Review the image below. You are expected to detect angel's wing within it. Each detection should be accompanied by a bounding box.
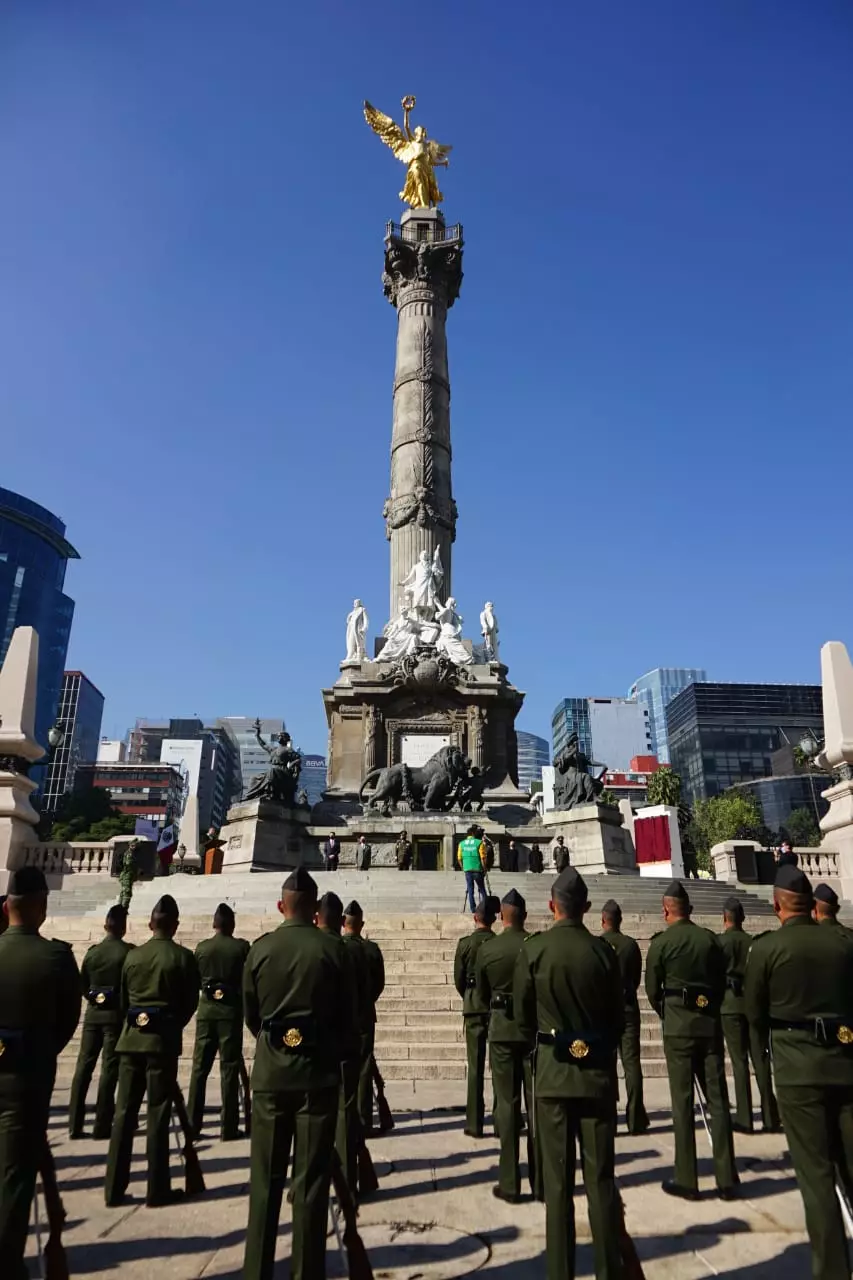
[427,138,452,165]
[364,101,412,160]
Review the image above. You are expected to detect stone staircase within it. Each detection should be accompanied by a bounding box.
[46,870,777,1086]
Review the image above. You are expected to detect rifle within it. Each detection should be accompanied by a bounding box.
[371,1057,395,1133]
[330,1148,375,1280]
[171,1083,206,1196]
[357,1136,379,1196]
[238,1057,252,1136]
[38,1141,69,1280]
[617,1188,647,1280]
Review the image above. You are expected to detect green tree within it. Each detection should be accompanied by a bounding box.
[599,788,620,809]
[689,790,766,865]
[646,765,682,808]
[44,787,136,844]
[781,807,821,848]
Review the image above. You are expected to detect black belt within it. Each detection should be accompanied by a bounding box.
[663,986,716,1012]
[490,994,513,1017]
[769,1016,853,1045]
[726,976,744,998]
[261,1014,317,1053]
[466,974,477,990]
[126,1006,174,1032]
[537,1029,612,1063]
[86,986,117,1009]
[202,980,236,1003]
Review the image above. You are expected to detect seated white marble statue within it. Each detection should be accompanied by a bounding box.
[435,598,473,667]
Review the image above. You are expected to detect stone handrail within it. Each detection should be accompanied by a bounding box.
[795,848,839,879]
[712,840,839,885]
[20,842,118,878]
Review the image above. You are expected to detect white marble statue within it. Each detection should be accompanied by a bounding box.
[344,599,369,662]
[400,548,444,620]
[436,598,473,667]
[381,607,420,660]
[480,601,499,661]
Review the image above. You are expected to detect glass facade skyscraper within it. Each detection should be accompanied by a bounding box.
[516,731,550,793]
[216,717,287,801]
[667,682,824,804]
[552,698,592,762]
[299,754,328,806]
[629,667,707,764]
[0,486,79,754]
[42,671,105,813]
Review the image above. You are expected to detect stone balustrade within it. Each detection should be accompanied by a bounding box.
[713,839,839,886]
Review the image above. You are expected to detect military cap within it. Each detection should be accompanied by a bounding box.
[501,888,526,911]
[723,895,745,915]
[814,883,839,908]
[318,891,343,913]
[774,864,812,895]
[282,866,317,893]
[215,901,235,919]
[663,880,690,902]
[153,893,179,916]
[601,897,622,915]
[473,897,497,924]
[343,899,363,918]
[6,866,48,895]
[552,866,588,904]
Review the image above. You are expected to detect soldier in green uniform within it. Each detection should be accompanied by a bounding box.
[813,882,853,935]
[316,892,362,1198]
[344,900,386,1133]
[514,867,625,1280]
[717,896,780,1134]
[187,902,251,1141]
[454,895,497,1137]
[0,867,81,1279]
[243,867,356,1280]
[104,893,200,1207]
[746,864,853,1280]
[645,880,736,1201]
[475,888,537,1202]
[69,903,134,1139]
[600,898,649,1135]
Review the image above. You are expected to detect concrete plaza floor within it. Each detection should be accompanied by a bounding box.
[30,1076,817,1278]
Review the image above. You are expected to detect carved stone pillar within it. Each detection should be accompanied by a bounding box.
[468,706,487,771]
[363,706,383,777]
[382,208,463,620]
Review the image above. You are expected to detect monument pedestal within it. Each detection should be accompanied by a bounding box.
[220,800,314,873]
[542,804,637,875]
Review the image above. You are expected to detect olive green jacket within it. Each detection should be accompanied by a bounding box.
[341,932,375,1033]
[116,935,199,1056]
[514,919,623,1099]
[645,918,727,1038]
[0,926,81,1092]
[599,929,642,1012]
[717,927,751,1017]
[195,933,251,1022]
[80,935,135,1027]
[244,920,356,1092]
[475,926,530,1044]
[362,936,386,1012]
[318,926,361,1061]
[454,928,494,1016]
[746,914,853,1087]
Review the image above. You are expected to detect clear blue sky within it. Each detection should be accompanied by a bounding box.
[2,1,852,752]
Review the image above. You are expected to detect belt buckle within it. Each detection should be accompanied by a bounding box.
[136,1012,150,1028]
[838,1025,853,1045]
[695,994,709,1010]
[95,992,107,1006]
[569,1038,590,1060]
[0,1038,5,1058]
[213,987,225,1001]
[283,1027,303,1049]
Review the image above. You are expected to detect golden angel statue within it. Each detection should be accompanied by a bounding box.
[363,95,451,209]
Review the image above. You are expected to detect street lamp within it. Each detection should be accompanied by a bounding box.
[47,720,66,752]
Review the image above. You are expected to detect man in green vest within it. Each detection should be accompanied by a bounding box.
[104,893,200,1207]
[0,867,81,1279]
[243,867,356,1280]
[475,888,537,1202]
[645,880,736,1201]
[717,896,780,1134]
[69,903,134,1139]
[187,902,251,1141]
[747,864,853,1279]
[316,892,362,1198]
[344,900,386,1133]
[600,898,649,1134]
[454,894,497,1137]
[515,867,625,1280]
[457,824,486,914]
[813,882,853,935]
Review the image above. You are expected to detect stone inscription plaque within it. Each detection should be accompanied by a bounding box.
[401,733,450,768]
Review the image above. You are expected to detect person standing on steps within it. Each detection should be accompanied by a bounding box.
[454,895,498,1138]
[528,843,543,874]
[645,880,737,1203]
[506,839,519,873]
[600,898,650,1135]
[187,903,251,1141]
[551,835,569,873]
[322,832,340,871]
[746,864,853,1280]
[514,867,625,1280]
[356,835,372,870]
[340,899,375,1191]
[69,904,134,1139]
[475,888,538,1203]
[0,867,81,1279]
[458,825,487,914]
[316,893,362,1199]
[396,830,413,871]
[344,900,386,1134]
[242,867,355,1280]
[104,893,200,1208]
[717,897,780,1135]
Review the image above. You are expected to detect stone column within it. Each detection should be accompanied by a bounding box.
[0,628,47,892]
[363,706,383,776]
[382,208,463,620]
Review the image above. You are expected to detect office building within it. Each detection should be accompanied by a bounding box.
[127,720,171,763]
[602,755,661,810]
[629,667,708,764]
[667,682,824,804]
[74,762,184,825]
[216,717,287,801]
[42,671,105,813]
[516,731,550,793]
[552,697,652,772]
[0,486,79,754]
[299,754,328,807]
[731,773,829,834]
[97,738,126,763]
[159,734,232,834]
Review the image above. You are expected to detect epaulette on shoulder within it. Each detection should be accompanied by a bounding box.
[648,930,663,942]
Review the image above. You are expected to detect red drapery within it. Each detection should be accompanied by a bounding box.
[635,815,671,865]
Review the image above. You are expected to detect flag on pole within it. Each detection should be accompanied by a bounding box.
[134,818,159,843]
[157,824,177,872]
